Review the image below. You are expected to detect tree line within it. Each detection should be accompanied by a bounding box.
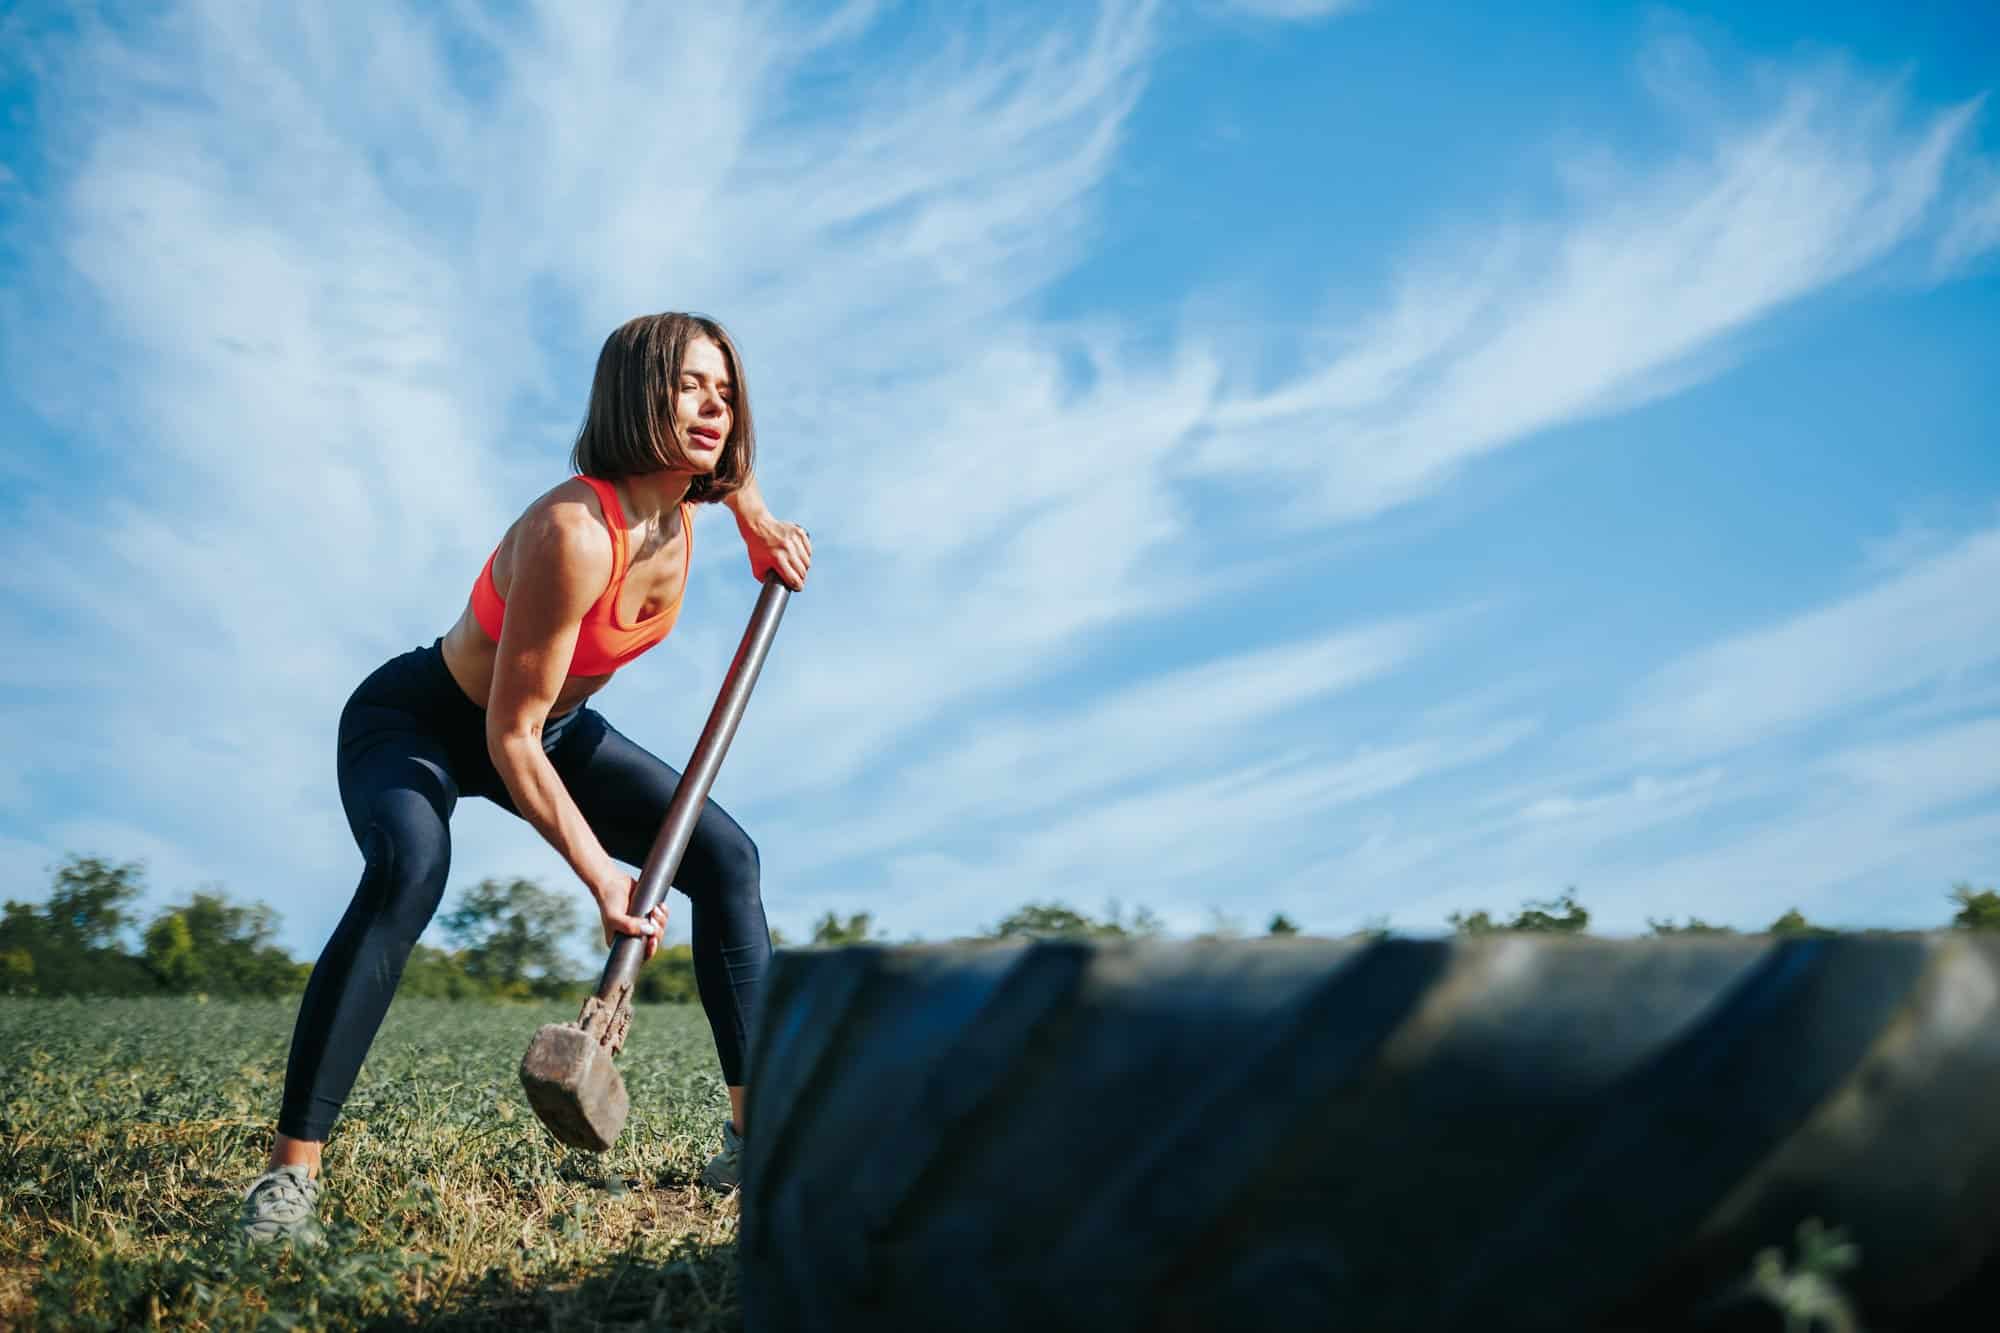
[3,853,1996,1002]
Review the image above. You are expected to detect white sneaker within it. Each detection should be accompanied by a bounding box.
[701,1119,743,1193]
[239,1164,324,1246]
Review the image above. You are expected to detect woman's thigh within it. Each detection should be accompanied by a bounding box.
[549,709,760,892]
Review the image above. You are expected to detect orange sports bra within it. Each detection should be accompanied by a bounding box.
[470,475,694,677]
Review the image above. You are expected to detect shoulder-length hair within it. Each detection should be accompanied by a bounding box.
[568,312,755,503]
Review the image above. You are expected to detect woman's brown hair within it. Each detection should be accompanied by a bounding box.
[568,313,755,503]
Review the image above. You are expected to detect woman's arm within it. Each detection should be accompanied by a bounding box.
[724,471,813,589]
[724,470,771,527]
[483,500,657,944]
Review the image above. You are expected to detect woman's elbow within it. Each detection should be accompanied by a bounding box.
[485,719,540,768]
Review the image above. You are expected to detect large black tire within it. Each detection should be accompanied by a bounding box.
[736,932,2000,1332]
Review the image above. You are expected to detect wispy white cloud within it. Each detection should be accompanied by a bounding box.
[855,716,1536,941]
[782,612,1448,874]
[1588,716,2000,932]
[1618,524,2000,761]
[1264,527,2000,937]
[1933,155,2000,274]
[1820,714,2000,811]
[1270,717,2000,940]
[1217,0,1363,20]
[1191,60,1984,526]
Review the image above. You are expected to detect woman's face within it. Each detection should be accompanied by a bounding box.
[674,336,733,473]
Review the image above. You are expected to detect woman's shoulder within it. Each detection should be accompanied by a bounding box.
[499,478,618,580]
[514,476,617,530]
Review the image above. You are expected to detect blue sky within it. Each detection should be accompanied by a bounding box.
[2,0,1997,963]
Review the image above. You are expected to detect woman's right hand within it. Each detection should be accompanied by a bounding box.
[591,871,668,960]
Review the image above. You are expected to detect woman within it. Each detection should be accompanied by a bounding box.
[239,313,811,1245]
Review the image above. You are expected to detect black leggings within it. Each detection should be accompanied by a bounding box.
[277,638,771,1142]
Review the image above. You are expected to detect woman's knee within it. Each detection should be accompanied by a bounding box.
[732,820,761,882]
[715,817,761,894]
[688,809,761,905]
[357,799,453,934]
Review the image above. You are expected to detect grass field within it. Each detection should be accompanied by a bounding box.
[1,994,748,1331]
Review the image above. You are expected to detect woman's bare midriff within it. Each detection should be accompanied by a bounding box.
[438,610,614,716]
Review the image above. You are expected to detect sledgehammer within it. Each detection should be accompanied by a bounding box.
[520,572,792,1152]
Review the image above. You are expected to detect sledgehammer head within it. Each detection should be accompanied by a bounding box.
[520,995,633,1151]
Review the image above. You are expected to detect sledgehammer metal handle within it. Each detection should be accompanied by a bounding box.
[598,572,791,1000]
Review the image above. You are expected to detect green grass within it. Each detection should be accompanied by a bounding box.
[0,994,746,1331]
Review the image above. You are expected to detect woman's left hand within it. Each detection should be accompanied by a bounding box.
[741,512,812,590]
